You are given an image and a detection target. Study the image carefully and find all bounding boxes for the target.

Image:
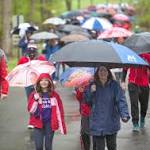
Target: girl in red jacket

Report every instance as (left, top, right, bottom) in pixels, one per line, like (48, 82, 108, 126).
(28, 73, 66, 150)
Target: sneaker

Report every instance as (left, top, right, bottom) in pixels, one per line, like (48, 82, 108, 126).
(133, 124, 140, 132)
(140, 117, 145, 129)
(27, 125, 34, 129)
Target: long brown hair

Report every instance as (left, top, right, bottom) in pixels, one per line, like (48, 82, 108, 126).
(94, 66, 113, 84)
(35, 78, 54, 96)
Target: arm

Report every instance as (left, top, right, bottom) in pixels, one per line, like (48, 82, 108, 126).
(83, 82, 96, 106)
(115, 83, 130, 122)
(28, 92, 39, 114)
(53, 91, 67, 134)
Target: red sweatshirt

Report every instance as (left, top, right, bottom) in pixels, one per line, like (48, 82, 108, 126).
(127, 53, 150, 87)
(0, 55, 9, 94)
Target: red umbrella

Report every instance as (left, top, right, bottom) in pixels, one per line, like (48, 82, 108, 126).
(97, 27, 133, 39)
(113, 14, 129, 22)
(6, 60, 55, 87)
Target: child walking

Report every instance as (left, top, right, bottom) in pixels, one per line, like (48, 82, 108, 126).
(28, 73, 66, 150)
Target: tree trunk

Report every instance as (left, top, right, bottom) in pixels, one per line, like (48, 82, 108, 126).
(65, 0, 72, 11)
(1, 0, 12, 56)
(40, 0, 45, 21)
(29, 0, 35, 23)
(77, 0, 81, 9)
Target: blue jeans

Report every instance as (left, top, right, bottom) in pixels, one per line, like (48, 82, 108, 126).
(33, 122, 54, 150)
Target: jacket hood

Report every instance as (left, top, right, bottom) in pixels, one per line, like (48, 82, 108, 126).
(37, 73, 52, 83)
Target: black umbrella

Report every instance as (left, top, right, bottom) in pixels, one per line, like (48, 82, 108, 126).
(123, 32, 150, 54)
(58, 24, 85, 34)
(50, 40, 148, 68)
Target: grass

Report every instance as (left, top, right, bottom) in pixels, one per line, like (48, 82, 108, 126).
(7, 57, 18, 72)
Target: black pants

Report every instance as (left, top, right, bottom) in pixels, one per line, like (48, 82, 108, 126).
(81, 133, 91, 150)
(128, 83, 149, 124)
(81, 133, 96, 150)
(93, 133, 117, 150)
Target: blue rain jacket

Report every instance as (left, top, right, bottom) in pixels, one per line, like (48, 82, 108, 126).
(84, 80, 129, 136)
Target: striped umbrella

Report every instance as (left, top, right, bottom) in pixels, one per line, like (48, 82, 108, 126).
(81, 17, 112, 32)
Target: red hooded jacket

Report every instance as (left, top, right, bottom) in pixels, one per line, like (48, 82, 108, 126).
(0, 53, 9, 95)
(28, 73, 67, 134)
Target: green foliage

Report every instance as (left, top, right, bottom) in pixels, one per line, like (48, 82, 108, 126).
(135, 0, 150, 29)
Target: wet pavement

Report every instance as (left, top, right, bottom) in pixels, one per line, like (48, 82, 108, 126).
(0, 84, 150, 150)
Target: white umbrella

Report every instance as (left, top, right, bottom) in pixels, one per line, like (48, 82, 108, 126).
(43, 17, 66, 25)
(30, 31, 59, 40)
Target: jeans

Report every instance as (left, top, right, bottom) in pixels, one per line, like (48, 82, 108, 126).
(33, 122, 54, 150)
(93, 133, 117, 150)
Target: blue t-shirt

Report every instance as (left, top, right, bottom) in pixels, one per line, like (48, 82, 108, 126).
(41, 92, 51, 123)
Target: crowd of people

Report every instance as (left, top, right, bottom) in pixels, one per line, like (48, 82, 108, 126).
(1, 3, 150, 150)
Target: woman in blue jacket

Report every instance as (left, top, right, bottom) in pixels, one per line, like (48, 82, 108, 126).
(84, 66, 130, 150)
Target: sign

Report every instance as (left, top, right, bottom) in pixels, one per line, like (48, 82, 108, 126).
(12, 15, 24, 28)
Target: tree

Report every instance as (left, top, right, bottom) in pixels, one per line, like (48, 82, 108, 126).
(1, 0, 12, 55)
(77, 0, 81, 9)
(65, 0, 72, 11)
(135, 0, 150, 29)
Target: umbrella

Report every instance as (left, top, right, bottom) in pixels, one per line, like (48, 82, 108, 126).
(58, 24, 85, 34)
(112, 14, 129, 22)
(50, 40, 148, 68)
(11, 23, 38, 35)
(123, 32, 150, 54)
(30, 31, 59, 40)
(60, 34, 89, 43)
(81, 17, 112, 32)
(6, 60, 55, 87)
(43, 17, 66, 25)
(60, 67, 94, 87)
(97, 27, 133, 39)
(60, 10, 83, 19)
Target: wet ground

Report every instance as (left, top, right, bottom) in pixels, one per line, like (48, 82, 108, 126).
(0, 84, 150, 150)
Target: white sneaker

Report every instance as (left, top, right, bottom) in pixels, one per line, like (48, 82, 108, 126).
(27, 125, 34, 129)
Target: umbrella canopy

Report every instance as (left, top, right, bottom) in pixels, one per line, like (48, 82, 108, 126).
(11, 23, 38, 35)
(58, 24, 85, 34)
(60, 34, 89, 43)
(81, 17, 112, 31)
(50, 40, 148, 68)
(60, 10, 83, 19)
(112, 14, 129, 22)
(6, 60, 55, 87)
(60, 67, 94, 87)
(123, 32, 150, 54)
(43, 17, 66, 25)
(30, 31, 59, 40)
(98, 27, 133, 39)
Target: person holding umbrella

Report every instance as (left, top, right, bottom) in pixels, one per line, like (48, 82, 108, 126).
(0, 49, 9, 100)
(84, 66, 130, 150)
(121, 52, 150, 131)
(28, 73, 66, 150)
(17, 44, 46, 129)
(43, 38, 61, 80)
(18, 29, 33, 56)
(75, 84, 93, 150)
